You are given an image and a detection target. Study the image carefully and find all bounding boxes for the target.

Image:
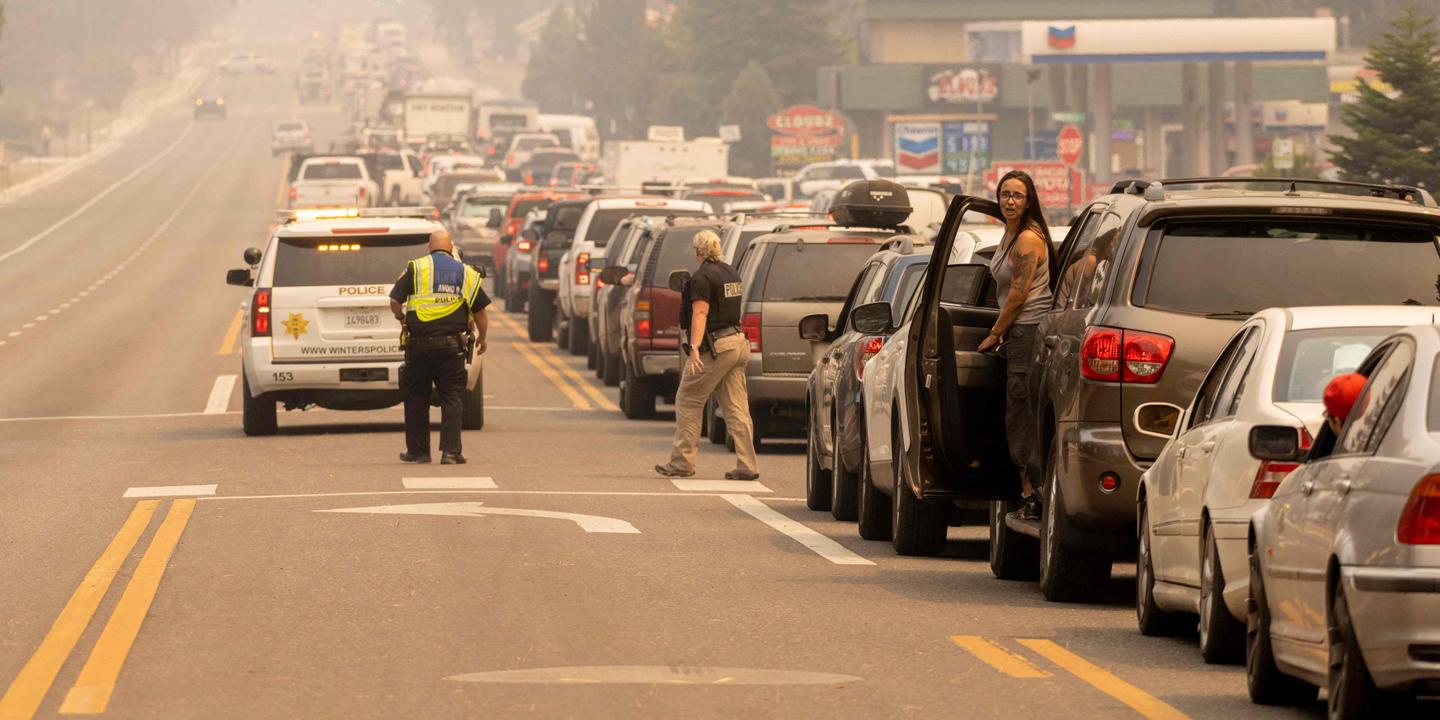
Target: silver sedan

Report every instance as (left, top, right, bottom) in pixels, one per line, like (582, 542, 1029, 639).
(1247, 323, 1440, 717)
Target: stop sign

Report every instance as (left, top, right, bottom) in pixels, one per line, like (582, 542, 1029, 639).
(1057, 124, 1084, 167)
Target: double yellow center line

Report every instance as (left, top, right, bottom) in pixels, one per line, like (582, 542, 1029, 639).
(491, 312, 618, 412)
(0, 500, 195, 718)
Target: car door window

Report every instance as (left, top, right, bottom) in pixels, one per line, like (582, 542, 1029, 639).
(1074, 213, 1123, 309)
(1336, 339, 1415, 455)
(1211, 326, 1263, 421)
(1053, 210, 1102, 308)
(1189, 329, 1252, 428)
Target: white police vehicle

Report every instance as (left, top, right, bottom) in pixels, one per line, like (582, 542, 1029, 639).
(226, 207, 484, 436)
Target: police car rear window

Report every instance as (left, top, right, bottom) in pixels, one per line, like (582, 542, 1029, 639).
(273, 234, 431, 287)
(759, 244, 879, 302)
(302, 162, 363, 180)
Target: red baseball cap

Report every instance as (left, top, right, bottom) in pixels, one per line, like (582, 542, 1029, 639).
(1323, 372, 1367, 421)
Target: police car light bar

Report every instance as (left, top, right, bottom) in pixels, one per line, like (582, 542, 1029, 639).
(276, 207, 439, 224)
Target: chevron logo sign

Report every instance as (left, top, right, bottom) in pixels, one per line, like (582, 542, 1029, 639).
(894, 123, 941, 173)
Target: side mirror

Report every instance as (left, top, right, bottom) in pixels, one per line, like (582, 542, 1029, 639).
(597, 265, 628, 285)
(668, 269, 691, 293)
(1249, 425, 1304, 462)
(850, 302, 893, 334)
(487, 209, 503, 229)
(243, 247, 262, 266)
(798, 313, 830, 341)
(226, 268, 253, 287)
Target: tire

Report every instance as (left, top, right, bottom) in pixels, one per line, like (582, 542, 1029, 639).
(555, 311, 569, 350)
(527, 286, 553, 341)
(1329, 581, 1400, 718)
(707, 399, 727, 444)
(829, 418, 859, 521)
(388, 187, 401, 206)
(507, 283, 526, 313)
(494, 271, 507, 299)
(461, 371, 484, 430)
(620, 362, 656, 420)
(568, 316, 589, 356)
(890, 426, 947, 556)
(1038, 444, 1113, 603)
(1199, 523, 1245, 663)
(804, 416, 832, 511)
(241, 373, 277, 436)
(588, 337, 600, 374)
(988, 500, 1039, 580)
(856, 440, 892, 541)
(1247, 551, 1319, 705)
(602, 352, 621, 387)
(1136, 502, 1191, 635)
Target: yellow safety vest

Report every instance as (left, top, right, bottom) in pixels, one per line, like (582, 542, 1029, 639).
(404, 253, 482, 323)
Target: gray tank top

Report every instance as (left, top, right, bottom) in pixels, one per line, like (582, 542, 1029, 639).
(989, 225, 1052, 327)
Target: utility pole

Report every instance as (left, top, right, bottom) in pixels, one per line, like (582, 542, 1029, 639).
(1026, 68, 1041, 160)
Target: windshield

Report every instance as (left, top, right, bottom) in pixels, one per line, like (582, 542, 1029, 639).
(511, 199, 552, 219)
(301, 162, 362, 180)
(652, 227, 716, 280)
(1274, 327, 1393, 403)
(585, 207, 708, 247)
(274, 234, 429, 286)
(762, 243, 879, 302)
(515, 137, 555, 151)
(276, 122, 304, 132)
(1141, 221, 1440, 315)
(462, 199, 508, 218)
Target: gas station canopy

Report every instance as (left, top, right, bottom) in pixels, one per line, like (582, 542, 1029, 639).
(1022, 17, 1336, 64)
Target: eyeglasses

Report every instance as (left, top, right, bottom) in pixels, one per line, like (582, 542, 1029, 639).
(1000, 192, 1028, 203)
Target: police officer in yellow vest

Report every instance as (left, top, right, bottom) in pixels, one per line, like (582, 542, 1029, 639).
(389, 230, 490, 464)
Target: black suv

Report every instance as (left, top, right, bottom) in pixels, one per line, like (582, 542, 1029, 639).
(895, 178, 1440, 602)
(526, 199, 589, 342)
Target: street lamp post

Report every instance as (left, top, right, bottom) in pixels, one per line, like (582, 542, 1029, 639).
(1026, 68, 1041, 161)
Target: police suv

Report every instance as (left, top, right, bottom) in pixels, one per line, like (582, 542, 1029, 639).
(226, 207, 484, 436)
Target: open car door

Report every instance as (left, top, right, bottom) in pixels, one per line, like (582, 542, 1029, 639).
(899, 196, 1019, 502)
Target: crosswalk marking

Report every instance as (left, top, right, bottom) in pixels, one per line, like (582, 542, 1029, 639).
(123, 485, 217, 498)
(402, 477, 497, 490)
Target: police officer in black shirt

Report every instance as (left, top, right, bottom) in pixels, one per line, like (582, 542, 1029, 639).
(389, 230, 490, 464)
(654, 230, 759, 479)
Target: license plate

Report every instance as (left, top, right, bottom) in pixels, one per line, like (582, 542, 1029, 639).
(345, 311, 381, 328)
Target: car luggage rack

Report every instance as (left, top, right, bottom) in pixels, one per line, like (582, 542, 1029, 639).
(1111, 177, 1436, 206)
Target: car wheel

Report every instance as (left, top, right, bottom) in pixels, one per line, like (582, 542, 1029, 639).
(507, 284, 526, 313)
(988, 500, 1038, 580)
(555, 310, 569, 350)
(804, 414, 832, 512)
(707, 399, 727, 445)
(461, 371, 484, 430)
(620, 362, 656, 420)
(1199, 523, 1245, 663)
(589, 338, 601, 374)
(389, 187, 401, 207)
(1136, 502, 1190, 635)
(890, 416, 946, 556)
(830, 416, 858, 521)
(602, 352, 622, 387)
(1329, 580, 1401, 717)
(241, 374, 277, 436)
(569, 317, 589, 356)
(856, 439, 892, 541)
(526, 286, 553, 341)
(494, 272, 507, 299)
(1038, 444, 1113, 603)
(1247, 549, 1318, 705)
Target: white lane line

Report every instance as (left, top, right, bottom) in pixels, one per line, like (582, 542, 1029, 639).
(202, 490, 724, 502)
(0, 123, 194, 264)
(671, 479, 772, 493)
(316, 502, 641, 534)
(123, 484, 218, 498)
(720, 494, 875, 566)
(204, 374, 238, 414)
(6, 331, 18, 337)
(21, 323, 34, 329)
(402, 477, 497, 490)
(0, 406, 572, 423)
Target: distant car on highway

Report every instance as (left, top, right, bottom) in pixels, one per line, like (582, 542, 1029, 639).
(288, 156, 376, 209)
(271, 120, 314, 157)
(219, 51, 258, 75)
(224, 207, 485, 436)
(193, 92, 226, 120)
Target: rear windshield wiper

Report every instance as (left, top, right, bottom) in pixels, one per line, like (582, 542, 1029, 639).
(1202, 310, 1256, 319)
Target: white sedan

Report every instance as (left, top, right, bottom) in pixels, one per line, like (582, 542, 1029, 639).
(1136, 305, 1437, 664)
(1248, 323, 1440, 717)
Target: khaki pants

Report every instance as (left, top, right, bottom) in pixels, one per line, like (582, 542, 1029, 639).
(666, 333, 758, 475)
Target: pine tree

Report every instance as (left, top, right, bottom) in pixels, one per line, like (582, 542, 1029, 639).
(721, 61, 783, 176)
(667, 0, 847, 105)
(521, 7, 584, 114)
(1331, 5, 1440, 189)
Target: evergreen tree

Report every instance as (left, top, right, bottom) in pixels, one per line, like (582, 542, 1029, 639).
(521, 6, 584, 114)
(667, 0, 846, 106)
(721, 61, 782, 176)
(1331, 5, 1440, 189)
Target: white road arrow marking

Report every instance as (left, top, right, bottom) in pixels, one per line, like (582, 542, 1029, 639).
(315, 502, 640, 534)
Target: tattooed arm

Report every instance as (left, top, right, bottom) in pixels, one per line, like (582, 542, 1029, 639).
(979, 229, 1045, 352)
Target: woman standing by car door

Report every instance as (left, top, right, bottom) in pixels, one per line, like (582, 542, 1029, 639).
(978, 170, 1055, 520)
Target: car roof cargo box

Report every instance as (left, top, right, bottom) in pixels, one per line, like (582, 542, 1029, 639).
(830, 179, 911, 230)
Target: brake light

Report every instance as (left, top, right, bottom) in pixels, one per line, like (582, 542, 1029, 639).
(537, 250, 549, 273)
(251, 288, 271, 337)
(1398, 474, 1440, 544)
(288, 186, 297, 201)
(576, 252, 590, 286)
(1079, 327, 1175, 384)
(1249, 429, 1310, 499)
(506, 154, 516, 168)
(525, 173, 535, 185)
(636, 295, 652, 338)
(517, 239, 532, 252)
(855, 336, 885, 379)
(742, 313, 762, 353)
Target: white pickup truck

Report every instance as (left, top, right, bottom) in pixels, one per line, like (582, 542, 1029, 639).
(374, 150, 424, 206)
(289, 156, 377, 209)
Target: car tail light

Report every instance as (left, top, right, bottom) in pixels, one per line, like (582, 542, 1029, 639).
(506, 219, 523, 237)
(635, 295, 652, 338)
(517, 238, 532, 253)
(537, 249, 549, 274)
(855, 336, 885, 379)
(742, 313, 762, 353)
(1398, 474, 1440, 544)
(525, 173, 535, 185)
(576, 252, 590, 286)
(506, 154, 516, 168)
(251, 288, 271, 337)
(357, 185, 366, 200)
(1249, 427, 1312, 499)
(288, 186, 297, 201)
(1080, 327, 1174, 383)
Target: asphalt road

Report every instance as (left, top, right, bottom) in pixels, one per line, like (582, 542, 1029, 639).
(0, 69, 1340, 720)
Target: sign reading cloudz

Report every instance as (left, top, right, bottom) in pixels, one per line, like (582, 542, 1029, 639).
(769, 105, 846, 172)
(926, 66, 1000, 107)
